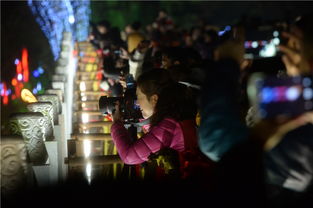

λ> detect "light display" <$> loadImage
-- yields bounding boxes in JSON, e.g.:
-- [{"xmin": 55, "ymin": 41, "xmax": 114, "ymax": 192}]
[
  {"xmin": 21, "ymin": 89, "xmax": 38, "ymax": 103},
  {"xmin": 27, "ymin": 0, "xmax": 91, "ymax": 60},
  {"xmin": 0, "ymin": 48, "xmax": 44, "ymax": 105}
]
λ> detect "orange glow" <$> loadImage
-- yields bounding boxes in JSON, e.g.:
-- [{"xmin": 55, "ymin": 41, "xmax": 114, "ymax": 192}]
[
  {"xmin": 16, "ymin": 62, "xmax": 22, "ymax": 74},
  {"xmin": 96, "ymin": 71, "xmax": 102, "ymax": 80},
  {"xmin": 22, "ymin": 48, "xmax": 29, "ymax": 82},
  {"xmin": 3, "ymin": 96, "xmax": 8, "ymax": 105},
  {"xmin": 11, "ymin": 78, "xmax": 18, "ymax": 86},
  {"xmin": 15, "ymin": 82, "xmax": 24, "ymax": 98},
  {"xmin": 21, "ymin": 88, "xmax": 37, "ymax": 103}
]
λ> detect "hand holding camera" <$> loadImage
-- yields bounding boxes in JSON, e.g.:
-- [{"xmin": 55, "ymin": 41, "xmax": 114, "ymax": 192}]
[{"xmin": 112, "ymin": 101, "xmax": 123, "ymax": 122}]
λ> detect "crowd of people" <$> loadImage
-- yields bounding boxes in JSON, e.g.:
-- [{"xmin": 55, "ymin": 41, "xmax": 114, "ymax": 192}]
[{"xmin": 87, "ymin": 10, "xmax": 313, "ymax": 207}]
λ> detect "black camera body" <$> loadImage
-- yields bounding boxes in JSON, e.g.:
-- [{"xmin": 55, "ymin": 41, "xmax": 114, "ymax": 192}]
[{"xmin": 99, "ymin": 75, "xmax": 143, "ymax": 124}]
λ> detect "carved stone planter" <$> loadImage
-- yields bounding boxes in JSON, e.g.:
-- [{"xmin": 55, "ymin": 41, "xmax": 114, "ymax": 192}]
[
  {"xmin": 1, "ymin": 136, "xmax": 28, "ymax": 196},
  {"xmin": 27, "ymin": 102, "xmax": 54, "ymax": 141},
  {"xmin": 9, "ymin": 112, "xmax": 48, "ymax": 165},
  {"xmin": 46, "ymin": 89, "xmax": 63, "ymax": 103},
  {"xmin": 37, "ymin": 94, "xmax": 61, "ymax": 124}
]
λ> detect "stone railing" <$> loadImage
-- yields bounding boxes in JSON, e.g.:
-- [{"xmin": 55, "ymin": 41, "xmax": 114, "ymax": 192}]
[{"xmin": 1, "ymin": 31, "xmax": 75, "ymax": 197}]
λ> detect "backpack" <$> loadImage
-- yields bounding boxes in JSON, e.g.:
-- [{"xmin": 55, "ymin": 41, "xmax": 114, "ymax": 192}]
[{"xmin": 141, "ymin": 120, "xmax": 215, "ymax": 184}]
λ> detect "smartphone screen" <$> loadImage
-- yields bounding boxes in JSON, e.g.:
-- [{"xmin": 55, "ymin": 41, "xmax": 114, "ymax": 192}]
[
  {"xmin": 244, "ymin": 30, "xmax": 281, "ymax": 59},
  {"xmin": 248, "ymin": 74, "xmax": 313, "ymax": 119}
]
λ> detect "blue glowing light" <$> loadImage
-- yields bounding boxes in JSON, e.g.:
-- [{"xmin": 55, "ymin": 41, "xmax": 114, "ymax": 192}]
[
  {"xmin": 37, "ymin": 67, "xmax": 44, "ymax": 74},
  {"xmin": 33, "ymin": 70, "xmax": 40, "ymax": 78},
  {"xmin": 27, "ymin": 0, "xmax": 91, "ymax": 60},
  {"xmin": 218, "ymin": 31, "xmax": 225, "ymax": 36},
  {"xmin": 36, "ymin": 82, "xmax": 42, "ymax": 91},
  {"xmin": 0, "ymin": 83, "xmax": 3, "ymax": 91},
  {"xmin": 261, "ymin": 87, "xmax": 275, "ymax": 103},
  {"xmin": 33, "ymin": 88, "xmax": 38, "ymax": 94},
  {"xmin": 15, "ymin": 59, "xmax": 20, "ymax": 65},
  {"xmin": 225, "ymin": 26, "xmax": 231, "ymax": 31},
  {"xmin": 6, "ymin": 89, "xmax": 12, "ymax": 96}
]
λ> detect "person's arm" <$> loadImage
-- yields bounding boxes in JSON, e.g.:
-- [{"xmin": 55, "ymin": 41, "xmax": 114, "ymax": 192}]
[{"xmin": 111, "ymin": 119, "xmax": 179, "ymax": 165}]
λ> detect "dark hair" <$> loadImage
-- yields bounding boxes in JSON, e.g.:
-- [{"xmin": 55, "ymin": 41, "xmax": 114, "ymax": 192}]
[
  {"xmin": 97, "ymin": 20, "xmax": 111, "ymax": 28},
  {"xmin": 136, "ymin": 68, "xmax": 174, "ymax": 99},
  {"xmin": 136, "ymin": 68, "xmax": 197, "ymax": 127},
  {"xmin": 131, "ymin": 21, "xmax": 142, "ymax": 31}
]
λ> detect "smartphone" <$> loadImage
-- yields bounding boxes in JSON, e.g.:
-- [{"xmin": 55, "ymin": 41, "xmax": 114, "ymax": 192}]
[
  {"xmin": 248, "ymin": 73, "xmax": 313, "ymax": 119},
  {"xmin": 244, "ymin": 29, "xmax": 282, "ymax": 59}
]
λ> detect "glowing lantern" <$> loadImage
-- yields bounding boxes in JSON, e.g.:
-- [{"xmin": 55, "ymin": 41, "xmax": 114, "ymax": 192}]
[{"xmin": 21, "ymin": 88, "xmax": 37, "ymax": 103}]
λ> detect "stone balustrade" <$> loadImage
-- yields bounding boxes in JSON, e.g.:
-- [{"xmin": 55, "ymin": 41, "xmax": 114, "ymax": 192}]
[
  {"xmin": 8, "ymin": 112, "xmax": 49, "ymax": 165},
  {"xmin": 27, "ymin": 102, "xmax": 54, "ymax": 141},
  {"xmin": 0, "ymin": 136, "xmax": 31, "ymax": 196}
]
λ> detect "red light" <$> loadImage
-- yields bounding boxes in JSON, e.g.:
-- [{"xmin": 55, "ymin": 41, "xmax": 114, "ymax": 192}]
[
  {"xmin": 2, "ymin": 83, "xmax": 8, "ymax": 105},
  {"xmin": 22, "ymin": 48, "xmax": 29, "ymax": 82},
  {"xmin": 73, "ymin": 50, "xmax": 78, "ymax": 56},
  {"xmin": 16, "ymin": 62, "xmax": 22, "ymax": 74},
  {"xmin": 96, "ymin": 71, "xmax": 102, "ymax": 80},
  {"xmin": 3, "ymin": 96, "xmax": 8, "ymax": 105}
]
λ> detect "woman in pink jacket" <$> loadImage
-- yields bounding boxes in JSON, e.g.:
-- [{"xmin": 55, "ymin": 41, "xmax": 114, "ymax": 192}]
[{"xmin": 111, "ymin": 68, "xmax": 197, "ymax": 165}]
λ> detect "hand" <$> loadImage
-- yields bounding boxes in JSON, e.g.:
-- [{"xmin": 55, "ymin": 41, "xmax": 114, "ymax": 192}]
[
  {"xmin": 119, "ymin": 47, "xmax": 130, "ymax": 60},
  {"xmin": 252, "ymin": 111, "xmax": 313, "ymax": 151},
  {"xmin": 112, "ymin": 101, "xmax": 123, "ymax": 122},
  {"xmin": 118, "ymin": 76, "xmax": 127, "ymax": 89},
  {"xmin": 137, "ymin": 40, "xmax": 151, "ymax": 54},
  {"xmin": 278, "ymin": 32, "xmax": 311, "ymax": 76}
]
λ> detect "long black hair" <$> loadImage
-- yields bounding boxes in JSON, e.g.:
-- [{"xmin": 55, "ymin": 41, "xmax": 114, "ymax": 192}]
[{"xmin": 136, "ymin": 68, "xmax": 197, "ymax": 127}]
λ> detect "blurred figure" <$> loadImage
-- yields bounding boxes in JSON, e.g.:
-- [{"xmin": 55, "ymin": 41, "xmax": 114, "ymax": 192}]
[{"xmin": 125, "ymin": 21, "xmax": 145, "ymax": 53}]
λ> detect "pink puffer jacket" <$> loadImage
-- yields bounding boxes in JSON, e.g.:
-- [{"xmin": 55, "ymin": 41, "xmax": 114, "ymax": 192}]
[{"xmin": 111, "ymin": 118, "xmax": 185, "ymax": 165}]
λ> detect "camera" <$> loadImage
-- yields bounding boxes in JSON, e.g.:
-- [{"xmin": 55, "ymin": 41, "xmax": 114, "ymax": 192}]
[
  {"xmin": 247, "ymin": 73, "xmax": 313, "ymax": 119},
  {"xmin": 99, "ymin": 74, "xmax": 143, "ymax": 124}
]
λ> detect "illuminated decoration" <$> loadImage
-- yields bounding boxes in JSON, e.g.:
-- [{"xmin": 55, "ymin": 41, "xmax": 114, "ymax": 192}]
[
  {"xmin": 27, "ymin": 0, "xmax": 91, "ymax": 60},
  {"xmin": 22, "ymin": 48, "xmax": 29, "ymax": 82},
  {"xmin": 33, "ymin": 70, "xmax": 40, "ymax": 78},
  {"xmin": 37, "ymin": 67, "xmax": 44, "ymax": 74},
  {"xmin": 17, "ymin": 74, "xmax": 23, "ymax": 81},
  {"xmin": 2, "ymin": 82, "xmax": 9, "ymax": 105},
  {"xmin": 33, "ymin": 66, "xmax": 45, "ymax": 78},
  {"xmin": 11, "ymin": 79, "xmax": 18, "ymax": 87},
  {"xmin": 21, "ymin": 88, "xmax": 38, "ymax": 103}
]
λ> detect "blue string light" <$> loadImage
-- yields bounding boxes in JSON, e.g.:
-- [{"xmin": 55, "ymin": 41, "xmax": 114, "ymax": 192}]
[
  {"xmin": 36, "ymin": 82, "xmax": 42, "ymax": 91},
  {"xmin": 27, "ymin": 0, "xmax": 90, "ymax": 60},
  {"xmin": 33, "ymin": 70, "xmax": 40, "ymax": 78},
  {"xmin": 37, "ymin": 66, "xmax": 44, "ymax": 74}
]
